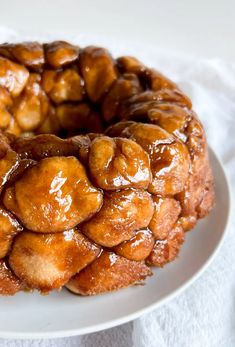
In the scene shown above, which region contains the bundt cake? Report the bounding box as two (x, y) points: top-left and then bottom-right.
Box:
(0, 41), (215, 296)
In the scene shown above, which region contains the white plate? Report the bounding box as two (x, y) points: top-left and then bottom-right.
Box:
(0, 148), (230, 339)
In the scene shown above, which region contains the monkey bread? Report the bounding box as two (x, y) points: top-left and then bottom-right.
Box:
(0, 41), (215, 296)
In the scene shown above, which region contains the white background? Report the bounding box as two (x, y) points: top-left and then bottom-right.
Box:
(0, 0), (234, 62)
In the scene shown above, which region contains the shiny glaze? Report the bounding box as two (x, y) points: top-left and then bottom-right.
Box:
(88, 136), (152, 190)
(149, 196), (181, 239)
(108, 121), (190, 196)
(0, 87), (13, 129)
(147, 103), (191, 142)
(82, 189), (154, 247)
(102, 73), (142, 122)
(117, 57), (177, 91)
(0, 42), (44, 70)
(9, 229), (100, 292)
(6, 158), (36, 185)
(127, 89), (192, 108)
(185, 116), (206, 157)
(42, 69), (85, 104)
(114, 228), (154, 261)
(119, 91), (192, 121)
(0, 56), (29, 97)
(56, 103), (103, 134)
(105, 120), (136, 137)
(0, 259), (24, 295)
(0, 134), (20, 190)
(146, 222), (184, 267)
(36, 106), (60, 135)
(3, 156), (103, 232)
(144, 68), (178, 91)
(79, 46), (118, 102)
(176, 149), (215, 223)
(66, 250), (151, 295)
(0, 41), (215, 296)
(12, 134), (82, 160)
(12, 73), (50, 132)
(117, 56), (145, 75)
(0, 206), (23, 258)
(44, 41), (79, 69)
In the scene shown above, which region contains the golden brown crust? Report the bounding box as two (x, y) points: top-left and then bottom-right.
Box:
(0, 42), (44, 70)
(149, 197), (181, 239)
(11, 73), (49, 132)
(81, 189), (154, 247)
(102, 73), (142, 122)
(0, 206), (22, 258)
(118, 90), (192, 121)
(0, 259), (24, 295)
(9, 229), (100, 292)
(88, 136), (152, 190)
(3, 157), (103, 232)
(79, 46), (118, 102)
(107, 121), (190, 196)
(44, 41), (79, 69)
(0, 41), (215, 296)
(114, 228), (154, 261)
(117, 56), (145, 74)
(11, 134), (80, 160)
(146, 222), (185, 267)
(0, 133), (20, 191)
(0, 56), (29, 97)
(42, 69), (85, 104)
(147, 103), (191, 142)
(66, 251), (152, 295)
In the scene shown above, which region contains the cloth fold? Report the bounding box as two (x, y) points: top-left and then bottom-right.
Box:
(0, 28), (234, 347)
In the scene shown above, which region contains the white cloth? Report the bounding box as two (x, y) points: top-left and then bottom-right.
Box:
(0, 28), (235, 347)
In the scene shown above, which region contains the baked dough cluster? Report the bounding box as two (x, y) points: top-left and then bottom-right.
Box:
(0, 41), (215, 296)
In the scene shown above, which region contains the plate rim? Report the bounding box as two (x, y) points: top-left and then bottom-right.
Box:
(0, 147), (232, 339)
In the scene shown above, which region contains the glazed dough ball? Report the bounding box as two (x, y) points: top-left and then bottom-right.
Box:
(3, 156), (103, 232)
(11, 134), (81, 160)
(0, 133), (19, 191)
(107, 121), (190, 196)
(118, 90), (192, 120)
(149, 197), (181, 239)
(117, 56), (145, 74)
(147, 222), (184, 267)
(79, 46), (118, 102)
(147, 103), (190, 142)
(0, 42), (44, 70)
(42, 69), (85, 104)
(102, 73), (142, 122)
(0, 207), (22, 259)
(66, 250), (152, 295)
(0, 87), (13, 130)
(0, 259), (24, 295)
(12, 73), (50, 132)
(114, 229), (154, 261)
(44, 41), (79, 69)
(117, 56), (178, 91)
(82, 189), (154, 247)
(0, 41), (216, 298)
(56, 103), (103, 134)
(9, 229), (100, 292)
(0, 56), (29, 97)
(88, 136), (152, 190)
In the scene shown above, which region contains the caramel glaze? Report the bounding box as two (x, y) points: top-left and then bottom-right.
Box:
(9, 229), (100, 293)
(66, 250), (151, 296)
(0, 259), (24, 295)
(0, 41), (215, 296)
